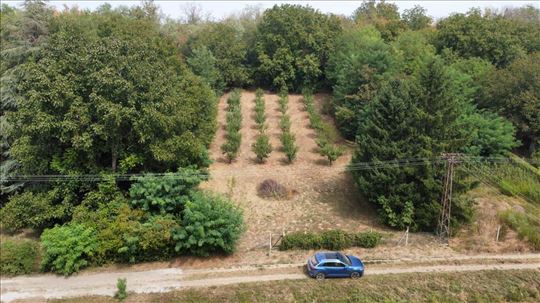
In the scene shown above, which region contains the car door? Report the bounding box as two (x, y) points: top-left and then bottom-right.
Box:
(323, 262), (345, 277)
(333, 261), (348, 277)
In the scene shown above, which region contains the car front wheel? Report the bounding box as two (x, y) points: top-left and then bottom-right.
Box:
(350, 272), (361, 279)
(315, 273), (325, 280)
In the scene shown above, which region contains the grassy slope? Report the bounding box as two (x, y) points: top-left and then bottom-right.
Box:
(53, 270), (540, 303)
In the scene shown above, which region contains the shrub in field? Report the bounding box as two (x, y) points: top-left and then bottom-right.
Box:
(257, 179), (288, 199)
(116, 278), (127, 301)
(279, 230), (383, 250)
(254, 95), (266, 125)
(280, 115), (291, 132)
(279, 232), (322, 250)
(252, 133), (272, 163)
(319, 144), (344, 165)
(173, 192), (244, 256)
(0, 238), (40, 275)
(320, 230), (351, 250)
(256, 88), (264, 99)
(129, 168), (207, 215)
(40, 224), (99, 275)
(0, 190), (68, 232)
(353, 231), (383, 248)
(278, 94), (288, 114)
(222, 90), (242, 162)
(281, 132), (299, 163)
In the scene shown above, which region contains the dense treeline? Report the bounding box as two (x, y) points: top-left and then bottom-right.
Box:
(1, 0), (539, 270)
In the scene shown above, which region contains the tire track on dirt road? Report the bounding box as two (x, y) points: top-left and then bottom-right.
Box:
(2, 254), (539, 302)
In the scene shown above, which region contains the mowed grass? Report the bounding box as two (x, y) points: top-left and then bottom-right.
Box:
(53, 270), (540, 303)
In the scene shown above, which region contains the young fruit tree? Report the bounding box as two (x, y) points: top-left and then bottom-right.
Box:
(252, 133), (272, 163)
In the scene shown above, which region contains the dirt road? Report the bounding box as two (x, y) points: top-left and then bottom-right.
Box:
(2, 254), (539, 302)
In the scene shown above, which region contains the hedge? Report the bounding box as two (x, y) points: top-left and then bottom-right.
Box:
(279, 229), (382, 251)
(0, 238), (41, 275)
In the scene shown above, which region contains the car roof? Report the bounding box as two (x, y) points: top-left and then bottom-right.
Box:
(315, 252), (346, 262)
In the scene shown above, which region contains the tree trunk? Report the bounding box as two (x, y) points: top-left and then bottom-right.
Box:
(529, 138), (537, 156)
(112, 150), (117, 172)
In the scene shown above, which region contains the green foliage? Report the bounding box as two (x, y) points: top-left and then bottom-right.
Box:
(278, 94), (288, 114)
(0, 238), (40, 275)
(221, 90), (242, 163)
(252, 134), (272, 163)
(255, 4), (341, 90)
(459, 109), (518, 157)
(281, 132), (299, 163)
(40, 223), (99, 275)
(435, 8), (540, 67)
(187, 45), (224, 93)
(352, 231), (383, 248)
(326, 27), (397, 139)
(482, 52), (540, 155)
(254, 94), (266, 125)
(183, 22), (251, 88)
(402, 5), (432, 30)
(279, 115), (291, 133)
(7, 10), (216, 177)
(129, 168), (207, 215)
(352, 59), (473, 231)
(116, 278), (128, 301)
(278, 230), (382, 251)
(500, 210), (540, 250)
(319, 144), (344, 165)
(173, 192), (244, 256)
(0, 189), (68, 232)
(319, 230), (350, 250)
(353, 0), (406, 41)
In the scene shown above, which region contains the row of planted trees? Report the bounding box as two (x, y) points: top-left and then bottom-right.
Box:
(251, 89), (273, 163)
(278, 89), (299, 163)
(221, 89), (242, 162)
(303, 91), (344, 165)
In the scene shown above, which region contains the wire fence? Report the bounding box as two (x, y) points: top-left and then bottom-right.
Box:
(2, 156), (538, 183)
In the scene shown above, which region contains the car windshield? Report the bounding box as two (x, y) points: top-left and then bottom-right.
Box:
(310, 255), (318, 266)
(337, 253), (352, 265)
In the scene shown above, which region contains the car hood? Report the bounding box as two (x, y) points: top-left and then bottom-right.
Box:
(348, 255), (364, 268)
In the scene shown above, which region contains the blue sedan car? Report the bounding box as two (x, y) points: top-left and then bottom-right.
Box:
(307, 251), (364, 279)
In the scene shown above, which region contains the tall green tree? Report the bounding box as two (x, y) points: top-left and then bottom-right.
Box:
(183, 22), (251, 88)
(1, 0), (53, 200)
(326, 27), (396, 139)
(186, 45), (223, 93)
(7, 11), (216, 177)
(254, 4), (341, 90)
(352, 58), (472, 231)
(352, 0), (406, 41)
(435, 8), (539, 67)
(482, 52), (540, 155)
(402, 5), (432, 30)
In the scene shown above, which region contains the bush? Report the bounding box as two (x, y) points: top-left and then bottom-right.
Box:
(281, 132), (299, 163)
(173, 192), (244, 256)
(116, 278), (127, 301)
(320, 230), (351, 250)
(129, 169), (207, 215)
(0, 190), (68, 232)
(279, 232), (321, 250)
(280, 115), (291, 132)
(278, 94), (288, 114)
(319, 144), (345, 165)
(40, 224), (99, 275)
(257, 179), (288, 199)
(222, 90), (243, 163)
(0, 238), (40, 275)
(252, 134), (272, 163)
(279, 230), (383, 250)
(353, 231), (383, 248)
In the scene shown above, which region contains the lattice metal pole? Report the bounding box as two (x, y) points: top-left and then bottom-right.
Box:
(438, 153), (461, 242)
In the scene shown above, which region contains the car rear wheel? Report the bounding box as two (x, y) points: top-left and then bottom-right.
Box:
(315, 273), (325, 280)
(350, 272), (361, 279)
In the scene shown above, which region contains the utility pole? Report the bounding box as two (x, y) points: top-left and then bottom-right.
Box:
(438, 153), (462, 242)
